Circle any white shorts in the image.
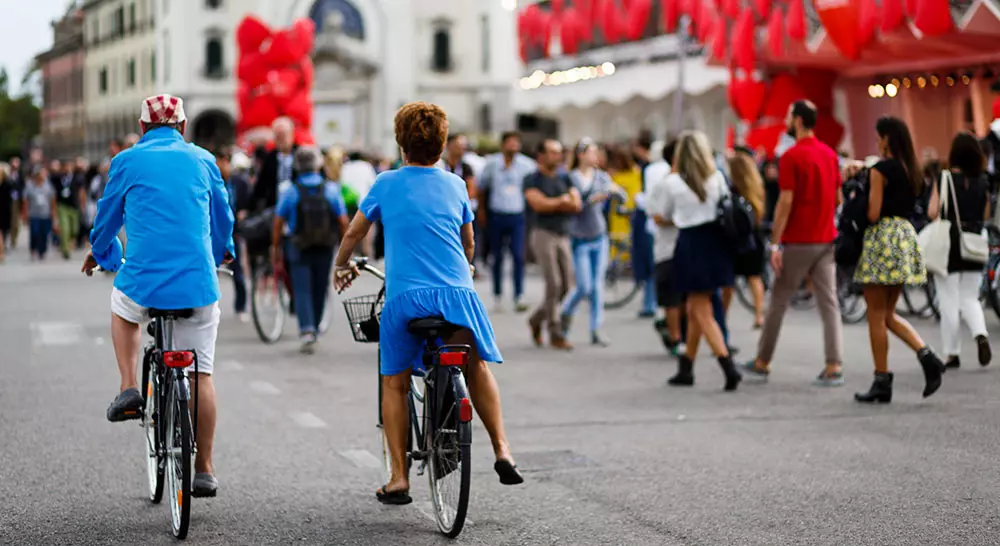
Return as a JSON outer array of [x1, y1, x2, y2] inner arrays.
[[111, 288, 221, 375]]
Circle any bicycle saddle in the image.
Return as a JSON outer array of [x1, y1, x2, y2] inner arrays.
[[148, 308, 196, 319], [407, 317, 462, 339]]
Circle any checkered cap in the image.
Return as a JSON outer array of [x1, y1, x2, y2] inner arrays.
[[139, 94, 186, 124]]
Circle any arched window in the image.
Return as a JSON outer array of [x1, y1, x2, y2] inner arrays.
[[309, 0, 365, 40], [432, 26, 452, 73], [205, 36, 224, 79]]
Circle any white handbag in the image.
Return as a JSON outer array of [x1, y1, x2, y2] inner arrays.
[[917, 171, 953, 276], [945, 170, 989, 264]]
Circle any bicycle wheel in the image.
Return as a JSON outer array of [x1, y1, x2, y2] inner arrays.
[[141, 347, 164, 503], [427, 370, 471, 538], [251, 265, 288, 344], [603, 240, 640, 310], [165, 385, 192, 539], [837, 268, 867, 324]]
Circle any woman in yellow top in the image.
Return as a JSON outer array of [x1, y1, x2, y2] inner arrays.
[[605, 146, 643, 240]]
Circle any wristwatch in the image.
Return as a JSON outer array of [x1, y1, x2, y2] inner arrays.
[[768, 243, 782, 252]]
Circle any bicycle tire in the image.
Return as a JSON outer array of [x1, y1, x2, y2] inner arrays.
[[166, 387, 192, 539], [603, 240, 640, 310], [988, 277, 1000, 322], [427, 371, 471, 538], [251, 266, 287, 344], [141, 347, 164, 503]]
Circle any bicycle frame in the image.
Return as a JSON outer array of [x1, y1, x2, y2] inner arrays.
[[409, 344, 473, 469], [149, 316, 198, 459]]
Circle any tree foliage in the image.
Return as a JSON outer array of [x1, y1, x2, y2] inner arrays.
[[0, 65, 41, 160]]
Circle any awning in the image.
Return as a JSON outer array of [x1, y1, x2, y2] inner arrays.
[[513, 55, 730, 113]]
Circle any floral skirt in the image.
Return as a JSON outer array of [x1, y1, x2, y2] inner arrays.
[[854, 217, 926, 286]]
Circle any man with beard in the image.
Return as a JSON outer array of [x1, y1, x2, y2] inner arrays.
[[741, 100, 844, 386]]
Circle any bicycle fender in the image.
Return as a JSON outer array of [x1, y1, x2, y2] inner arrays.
[[450, 371, 473, 446]]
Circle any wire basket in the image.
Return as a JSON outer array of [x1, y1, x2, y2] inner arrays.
[[342, 293, 383, 343]]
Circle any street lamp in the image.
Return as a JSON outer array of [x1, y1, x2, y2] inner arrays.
[[671, 15, 690, 135]]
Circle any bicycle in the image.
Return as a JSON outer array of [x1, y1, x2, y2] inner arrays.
[[94, 264, 231, 539], [249, 252, 332, 343], [341, 257, 473, 538], [980, 225, 1000, 320]]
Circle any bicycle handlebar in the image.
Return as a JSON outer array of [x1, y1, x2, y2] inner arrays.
[[91, 261, 234, 277], [350, 256, 385, 281]]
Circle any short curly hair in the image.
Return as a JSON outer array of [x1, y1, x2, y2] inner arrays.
[[394, 101, 449, 166]]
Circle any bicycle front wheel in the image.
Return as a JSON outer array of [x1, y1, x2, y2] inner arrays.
[[166, 386, 192, 539], [427, 372, 471, 538], [251, 266, 288, 344], [142, 347, 164, 503], [603, 240, 640, 310]]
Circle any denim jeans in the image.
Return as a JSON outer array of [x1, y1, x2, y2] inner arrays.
[[562, 235, 609, 333], [29, 217, 52, 258], [285, 241, 334, 335], [488, 212, 526, 300]]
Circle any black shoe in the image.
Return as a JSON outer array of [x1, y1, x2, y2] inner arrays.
[[944, 356, 960, 371], [727, 345, 740, 357], [668, 355, 695, 386], [718, 355, 742, 391], [977, 335, 992, 367], [918, 347, 944, 398], [855, 372, 893, 404], [107, 388, 143, 422]]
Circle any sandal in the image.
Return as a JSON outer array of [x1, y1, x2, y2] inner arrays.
[[494, 459, 524, 485], [375, 484, 412, 505]]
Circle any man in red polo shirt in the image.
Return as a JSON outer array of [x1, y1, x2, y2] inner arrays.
[[742, 100, 844, 386]]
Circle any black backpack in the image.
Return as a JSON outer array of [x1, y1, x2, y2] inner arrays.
[[835, 176, 870, 267], [291, 181, 337, 250], [717, 183, 757, 253]]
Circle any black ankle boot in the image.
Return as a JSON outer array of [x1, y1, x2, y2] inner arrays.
[[855, 372, 893, 403], [918, 347, 944, 398], [717, 355, 742, 392], [977, 335, 992, 367], [944, 356, 960, 371], [668, 355, 694, 386]]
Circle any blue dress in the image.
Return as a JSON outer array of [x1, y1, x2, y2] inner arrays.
[[360, 166, 503, 376]]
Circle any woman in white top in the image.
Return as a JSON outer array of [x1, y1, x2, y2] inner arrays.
[[661, 131, 742, 392]]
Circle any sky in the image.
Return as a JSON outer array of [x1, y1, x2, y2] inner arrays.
[[0, 0, 71, 93]]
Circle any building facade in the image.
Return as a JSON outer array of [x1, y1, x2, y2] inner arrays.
[[36, 6, 87, 161]]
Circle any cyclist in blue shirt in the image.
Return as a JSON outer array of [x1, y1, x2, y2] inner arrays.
[[335, 102, 523, 505], [82, 94, 235, 498]]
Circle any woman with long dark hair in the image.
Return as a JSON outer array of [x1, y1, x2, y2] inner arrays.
[[726, 154, 767, 328], [854, 116, 945, 403], [926, 132, 992, 369]]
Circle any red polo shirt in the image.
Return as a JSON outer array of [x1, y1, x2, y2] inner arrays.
[[777, 136, 841, 244]]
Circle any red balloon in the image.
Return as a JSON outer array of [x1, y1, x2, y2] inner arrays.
[[294, 127, 315, 146], [697, 4, 716, 44], [913, 0, 954, 36], [661, 0, 679, 33], [767, 8, 784, 59], [726, 126, 736, 150], [561, 8, 581, 54], [539, 10, 554, 55], [723, 0, 740, 19], [815, 0, 861, 59], [754, 0, 771, 18], [300, 58, 315, 89], [264, 31, 301, 66], [745, 124, 785, 153], [762, 73, 806, 119], [602, 0, 624, 43], [239, 92, 279, 130], [283, 91, 312, 128], [236, 15, 272, 54], [786, 0, 806, 42], [814, 115, 845, 149], [881, 0, 904, 33], [576, 0, 594, 40], [552, 0, 565, 15], [732, 9, 756, 73], [797, 69, 837, 112], [904, 0, 917, 16], [267, 68, 302, 100], [730, 78, 768, 121], [710, 21, 727, 62], [858, 0, 879, 49], [237, 52, 270, 88], [290, 18, 316, 59], [625, 0, 652, 41]]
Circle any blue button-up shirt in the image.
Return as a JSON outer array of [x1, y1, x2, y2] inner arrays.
[[479, 153, 536, 214], [89, 127, 235, 309]]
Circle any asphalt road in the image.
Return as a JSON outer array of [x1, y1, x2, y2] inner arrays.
[[3, 241, 1000, 546]]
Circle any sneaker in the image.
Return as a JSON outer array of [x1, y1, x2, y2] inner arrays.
[[670, 343, 687, 357], [192, 473, 218, 498], [513, 301, 529, 313], [739, 361, 769, 381], [237, 312, 250, 323], [559, 313, 573, 337], [300, 333, 317, 354], [814, 369, 844, 387], [107, 388, 144, 422], [591, 331, 609, 347]]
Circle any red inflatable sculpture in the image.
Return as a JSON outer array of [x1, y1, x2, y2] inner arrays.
[[236, 15, 316, 145]]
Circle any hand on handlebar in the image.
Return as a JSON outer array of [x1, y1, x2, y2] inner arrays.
[[81, 252, 99, 277], [333, 260, 361, 293]]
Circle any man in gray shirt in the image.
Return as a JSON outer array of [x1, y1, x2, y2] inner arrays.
[[524, 139, 581, 350], [479, 131, 536, 312]]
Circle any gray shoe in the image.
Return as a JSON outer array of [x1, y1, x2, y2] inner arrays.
[[814, 369, 844, 387], [107, 388, 143, 422], [739, 361, 770, 381], [300, 332, 317, 354], [192, 473, 218, 498]]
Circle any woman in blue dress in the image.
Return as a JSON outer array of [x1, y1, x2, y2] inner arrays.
[[334, 102, 523, 505]]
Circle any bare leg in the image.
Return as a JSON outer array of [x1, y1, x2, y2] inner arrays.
[[190, 373, 217, 474], [111, 313, 141, 392], [749, 276, 765, 326], [683, 299, 703, 361], [884, 285, 925, 352], [721, 286, 733, 313], [863, 286, 890, 373], [689, 292, 729, 358], [380, 370, 412, 494], [448, 330, 514, 462]]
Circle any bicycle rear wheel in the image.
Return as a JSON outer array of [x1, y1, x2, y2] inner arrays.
[[166, 386, 192, 539], [603, 240, 639, 310], [427, 370, 471, 538], [251, 265, 288, 344], [141, 347, 164, 503]]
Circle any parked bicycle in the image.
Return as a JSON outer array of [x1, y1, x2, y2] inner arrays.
[[341, 257, 473, 538]]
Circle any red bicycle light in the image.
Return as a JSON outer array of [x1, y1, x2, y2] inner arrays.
[[990, 269, 997, 282], [459, 397, 473, 422], [163, 351, 195, 369], [439, 351, 468, 366]]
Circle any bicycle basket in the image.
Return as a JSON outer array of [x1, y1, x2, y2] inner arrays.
[[342, 293, 383, 343]]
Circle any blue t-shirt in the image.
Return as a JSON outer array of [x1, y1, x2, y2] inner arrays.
[[360, 166, 474, 299], [275, 172, 347, 233], [90, 127, 235, 309]]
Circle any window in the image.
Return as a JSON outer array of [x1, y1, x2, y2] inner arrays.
[[99, 67, 108, 95], [480, 14, 490, 73], [116, 6, 125, 37], [129, 2, 136, 31], [127, 58, 136, 87], [206, 0, 222, 8], [431, 26, 452, 73], [479, 103, 492, 133], [205, 36, 224, 79]]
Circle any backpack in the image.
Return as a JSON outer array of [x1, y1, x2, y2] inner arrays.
[[835, 176, 870, 267], [291, 181, 338, 250], [716, 174, 757, 252]]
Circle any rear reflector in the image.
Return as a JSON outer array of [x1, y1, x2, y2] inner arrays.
[[439, 351, 468, 366], [163, 351, 195, 369], [459, 397, 473, 422], [991, 268, 997, 282]]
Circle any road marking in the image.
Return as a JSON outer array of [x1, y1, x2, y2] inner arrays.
[[249, 380, 280, 395], [289, 411, 327, 429], [31, 322, 84, 346], [339, 449, 383, 469]]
